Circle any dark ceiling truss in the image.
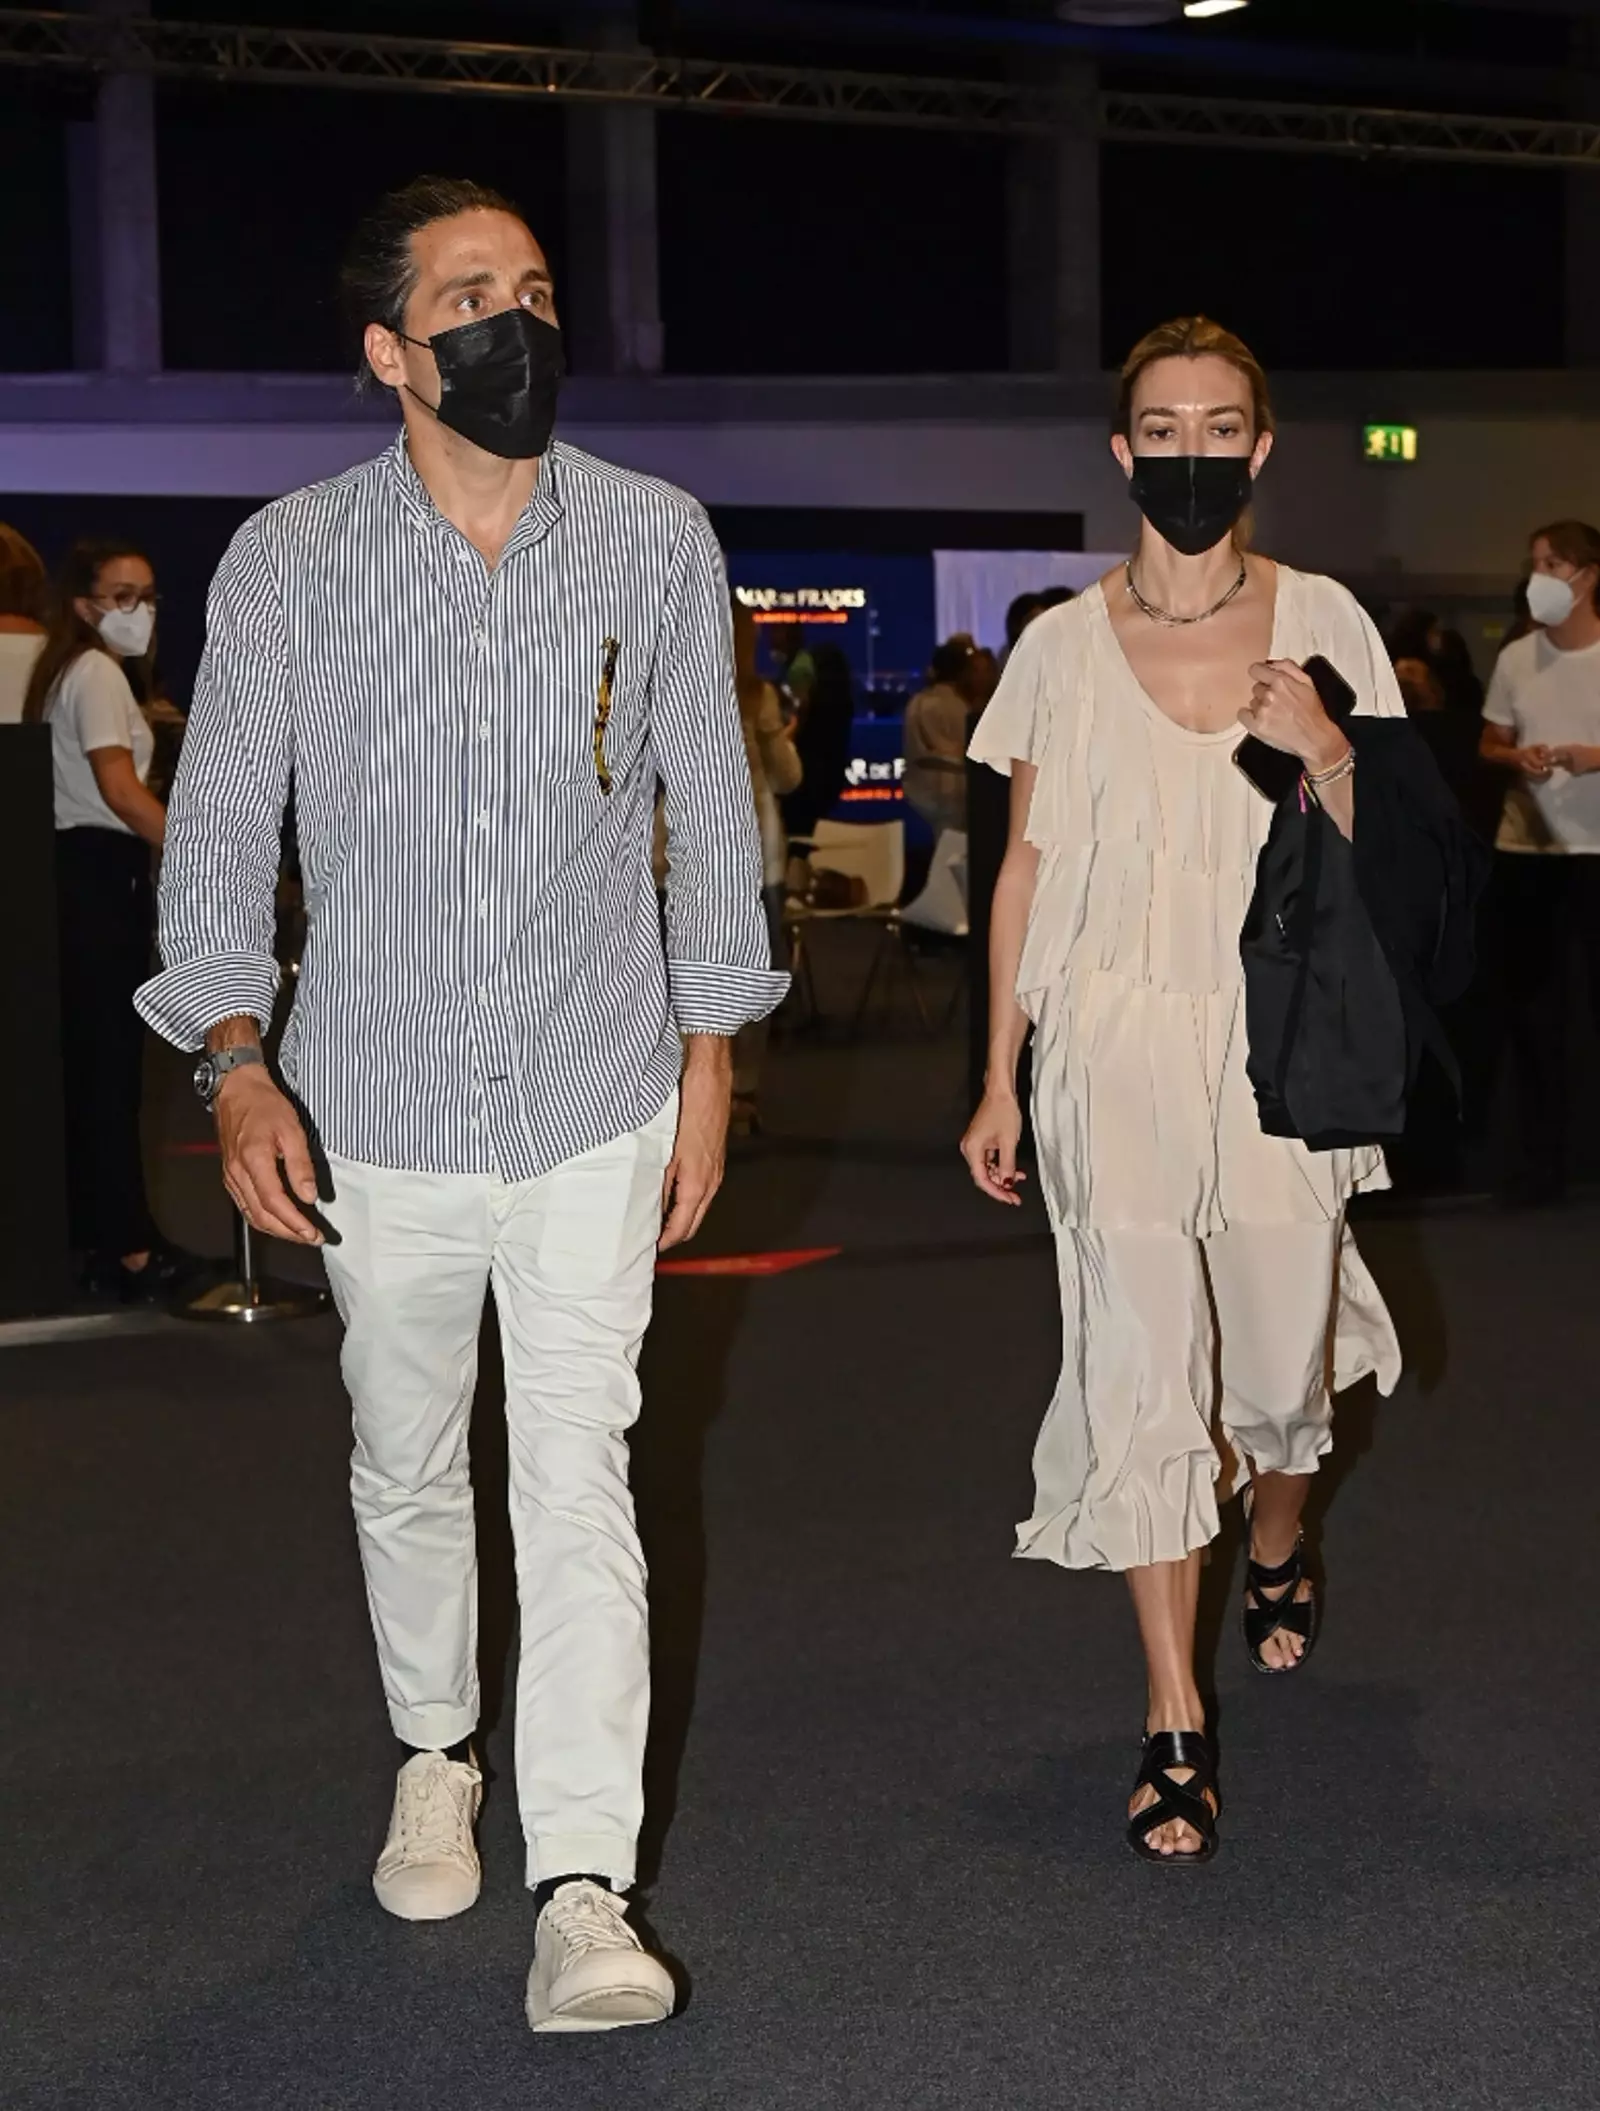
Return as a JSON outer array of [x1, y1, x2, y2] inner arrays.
[[0, 8, 1597, 170]]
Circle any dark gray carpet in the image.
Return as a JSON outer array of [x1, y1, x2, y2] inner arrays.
[[5, 1015, 1600, 2110]]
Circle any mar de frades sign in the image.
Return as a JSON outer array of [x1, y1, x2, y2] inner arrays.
[[734, 586, 868, 616]]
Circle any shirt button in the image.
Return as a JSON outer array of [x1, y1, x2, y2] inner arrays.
[[476, 810, 490, 829], [477, 984, 489, 1004], [478, 898, 489, 916], [478, 719, 491, 738]]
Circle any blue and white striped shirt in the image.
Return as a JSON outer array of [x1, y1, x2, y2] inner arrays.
[[136, 436, 787, 1179]]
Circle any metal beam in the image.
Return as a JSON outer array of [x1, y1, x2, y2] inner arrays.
[[1099, 90, 1600, 172], [1, 8, 1598, 169], [0, 9, 1058, 132]]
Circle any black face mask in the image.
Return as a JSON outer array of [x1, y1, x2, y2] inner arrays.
[[403, 306, 564, 460], [1126, 454, 1255, 557]]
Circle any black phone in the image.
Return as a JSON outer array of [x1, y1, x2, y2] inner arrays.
[[1233, 654, 1358, 803]]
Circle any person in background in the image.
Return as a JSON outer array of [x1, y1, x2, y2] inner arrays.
[[780, 640, 855, 839], [1481, 518, 1600, 1205], [22, 539, 182, 1301], [1388, 606, 1499, 841], [1003, 592, 1043, 663], [904, 635, 987, 839], [766, 619, 815, 715], [0, 521, 47, 721], [1002, 586, 1078, 670], [730, 594, 801, 1134], [970, 645, 1000, 707], [1382, 607, 1495, 1191]]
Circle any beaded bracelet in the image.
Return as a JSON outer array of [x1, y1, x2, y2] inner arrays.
[[1304, 747, 1356, 789], [1306, 746, 1356, 786], [1299, 745, 1355, 812]]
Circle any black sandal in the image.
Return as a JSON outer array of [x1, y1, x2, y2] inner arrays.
[[1126, 1730, 1219, 1866], [1243, 1534, 1320, 1675]]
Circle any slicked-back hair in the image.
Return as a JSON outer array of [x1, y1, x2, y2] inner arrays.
[[341, 174, 526, 388]]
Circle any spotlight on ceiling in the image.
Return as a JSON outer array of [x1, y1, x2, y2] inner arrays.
[[1183, 0, 1250, 17]]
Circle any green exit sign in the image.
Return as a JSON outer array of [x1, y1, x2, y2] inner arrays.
[[1363, 423, 1419, 463]]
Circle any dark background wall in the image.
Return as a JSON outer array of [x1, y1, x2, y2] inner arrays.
[[1098, 145, 1564, 372], [0, 76, 1572, 377]]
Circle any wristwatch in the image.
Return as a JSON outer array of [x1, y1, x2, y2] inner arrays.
[[193, 1045, 265, 1109]]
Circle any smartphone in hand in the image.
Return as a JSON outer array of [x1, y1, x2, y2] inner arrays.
[[1234, 655, 1358, 804]]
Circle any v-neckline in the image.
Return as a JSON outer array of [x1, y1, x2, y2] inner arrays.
[[1095, 564, 1288, 747]]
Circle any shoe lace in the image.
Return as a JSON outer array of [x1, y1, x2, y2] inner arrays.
[[544, 1883, 636, 1958], [398, 1759, 474, 1861]]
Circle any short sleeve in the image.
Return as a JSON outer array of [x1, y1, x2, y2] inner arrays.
[[1482, 651, 1517, 729], [60, 651, 138, 753], [968, 608, 1063, 775]]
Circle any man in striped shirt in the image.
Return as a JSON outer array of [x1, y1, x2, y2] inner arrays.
[[137, 176, 785, 2032]]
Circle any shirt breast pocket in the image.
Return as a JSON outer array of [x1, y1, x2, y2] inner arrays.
[[541, 657, 648, 791]]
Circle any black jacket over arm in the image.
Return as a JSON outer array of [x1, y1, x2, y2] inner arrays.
[[1240, 716, 1490, 1151]]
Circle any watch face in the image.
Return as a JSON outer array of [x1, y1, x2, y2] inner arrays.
[[193, 1055, 216, 1101]]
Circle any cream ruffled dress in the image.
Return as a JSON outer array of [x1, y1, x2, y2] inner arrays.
[[969, 566, 1404, 1568]]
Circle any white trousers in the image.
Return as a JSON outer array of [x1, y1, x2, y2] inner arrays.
[[320, 1096, 677, 1891]]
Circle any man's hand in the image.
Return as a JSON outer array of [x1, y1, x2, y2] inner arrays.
[[660, 1035, 732, 1251], [1241, 659, 1348, 771], [1548, 743, 1600, 776], [215, 1065, 324, 1245], [1513, 743, 1556, 779]]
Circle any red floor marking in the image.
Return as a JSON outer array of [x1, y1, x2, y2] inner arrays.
[[657, 1246, 841, 1278], [165, 1140, 220, 1155]]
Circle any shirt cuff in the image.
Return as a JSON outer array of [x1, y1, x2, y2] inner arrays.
[[134, 952, 281, 1051], [669, 959, 790, 1036]]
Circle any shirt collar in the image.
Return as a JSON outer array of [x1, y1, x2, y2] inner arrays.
[[384, 430, 566, 554]]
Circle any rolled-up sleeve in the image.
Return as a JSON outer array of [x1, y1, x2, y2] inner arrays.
[[134, 516, 293, 1050], [651, 506, 789, 1034]]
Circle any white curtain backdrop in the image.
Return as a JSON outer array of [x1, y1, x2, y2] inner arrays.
[[932, 550, 1124, 653]]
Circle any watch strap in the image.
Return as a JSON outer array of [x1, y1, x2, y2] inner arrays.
[[199, 1044, 265, 1104]]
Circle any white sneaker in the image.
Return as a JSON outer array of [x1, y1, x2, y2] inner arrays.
[[525, 1880, 675, 2033], [372, 1751, 482, 1922]]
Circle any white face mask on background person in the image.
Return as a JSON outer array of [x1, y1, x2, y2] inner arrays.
[[96, 602, 155, 658]]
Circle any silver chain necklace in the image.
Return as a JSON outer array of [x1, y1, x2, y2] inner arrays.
[[1124, 556, 1247, 627]]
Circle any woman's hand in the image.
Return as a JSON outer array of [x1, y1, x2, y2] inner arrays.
[[1241, 660, 1349, 772], [1512, 743, 1556, 778], [961, 1087, 1027, 1206], [1548, 743, 1600, 776]]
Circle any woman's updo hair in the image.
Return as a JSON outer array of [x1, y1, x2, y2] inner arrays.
[[1113, 316, 1274, 441]]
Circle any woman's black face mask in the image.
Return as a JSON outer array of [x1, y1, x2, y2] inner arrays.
[[401, 306, 564, 460], [1126, 454, 1255, 557]]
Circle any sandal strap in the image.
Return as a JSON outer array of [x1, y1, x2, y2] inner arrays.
[[1245, 1590, 1316, 1650], [1130, 1731, 1218, 1848], [1245, 1540, 1304, 1595], [1244, 1538, 1317, 1652]]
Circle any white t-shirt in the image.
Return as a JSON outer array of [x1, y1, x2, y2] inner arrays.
[[1484, 630, 1600, 853], [45, 648, 154, 834], [0, 630, 43, 722]]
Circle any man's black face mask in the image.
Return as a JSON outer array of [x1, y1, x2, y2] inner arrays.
[[401, 306, 564, 461], [1126, 454, 1255, 558]]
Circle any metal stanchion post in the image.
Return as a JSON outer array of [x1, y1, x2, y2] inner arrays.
[[181, 1201, 330, 1324]]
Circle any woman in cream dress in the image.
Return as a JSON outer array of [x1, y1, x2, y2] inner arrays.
[[962, 317, 1401, 1865]]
